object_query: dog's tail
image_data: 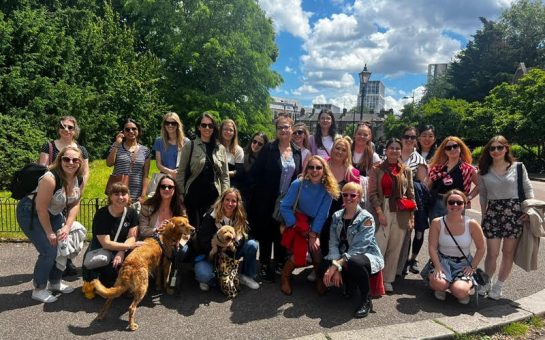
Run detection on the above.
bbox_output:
[92,278,129,299]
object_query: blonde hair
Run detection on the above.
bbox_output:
[430,136,473,168]
[219,119,240,155]
[303,156,340,199]
[59,116,81,140]
[342,181,363,198]
[161,112,185,151]
[49,145,84,191]
[211,188,248,238]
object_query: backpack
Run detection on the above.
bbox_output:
[10,164,62,200]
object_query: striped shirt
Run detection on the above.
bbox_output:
[401,151,427,180]
[110,143,151,200]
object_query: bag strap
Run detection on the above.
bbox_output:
[292,179,303,213]
[48,141,54,165]
[184,140,194,189]
[113,207,127,242]
[516,163,526,202]
[442,216,471,266]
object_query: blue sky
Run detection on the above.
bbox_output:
[257,0,514,112]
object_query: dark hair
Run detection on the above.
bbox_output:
[416,124,437,158]
[244,131,269,157]
[478,135,515,176]
[121,118,142,141]
[385,137,402,150]
[107,182,132,206]
[314,109,337,151]
[142,174,185,217]
[402,126,418,136]
[194,111,218,143]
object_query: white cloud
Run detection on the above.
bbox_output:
[284,66,295,74]
[312,95,327,104]
[293,84,320,95]
[258,0,312,39]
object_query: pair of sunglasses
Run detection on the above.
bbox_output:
[447,200,464,206]
[342,192,359,199]
[445,144,459,151]
[252,140,264,146]
[160,184,175,190]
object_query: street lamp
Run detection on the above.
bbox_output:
[359,64,372,121]
[402,91,415,103]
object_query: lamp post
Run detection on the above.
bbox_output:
[359,64,371,121]
[293,103,298,123]
[402,91,415,103]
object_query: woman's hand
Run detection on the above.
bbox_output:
[378,212,387,226]
[57,224,71,242]
[115,131,124,145]
[323,266,335,286]
[308,232,320,253]
[518,213,529,223]
[112,251,125,268]
[432,267,444,280]
[331,271,343,287]
[133,241,146,248]
[463,266,474,277]
[47,232,57,247]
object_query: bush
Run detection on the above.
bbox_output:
[0,114,47,190]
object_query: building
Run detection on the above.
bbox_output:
[427,63,450,83]
[312,103,341,115]
[356,80,385,114]
[270,97,299,120]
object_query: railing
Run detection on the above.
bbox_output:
[0,197,108,236]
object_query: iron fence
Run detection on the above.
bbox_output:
[0,197,108,236]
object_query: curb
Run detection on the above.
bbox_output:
[529,176,545,183]
[295,289,545,340]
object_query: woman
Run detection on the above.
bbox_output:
[195,188,259,291]
[399,127,429,276]
[239,131,268,205]
[82,183,143,296]
[417,125,437,162]
[308,109,339,158]
[279,156,339,295]
[428,137,478,220]
[368,138,415,293]
[291,122,311,169]
[477,136,534,300]
[352,122,381,177]
[177,112,229,229]
[249,114,302,282]
[219,119,244,188]
[153,112,189,178]
[426,189,485,304]
[318,182,384,318]
[16,146,84,303]
[106,118,152,211]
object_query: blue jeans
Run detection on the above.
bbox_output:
[429,197,447,220]
[16,197,65,289]
[194,239,259,284]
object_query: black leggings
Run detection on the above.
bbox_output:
[410,229,425,258]
[257,217,285,266]
[317,254,371,298]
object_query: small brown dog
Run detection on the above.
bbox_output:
[92,216,194,331]
[208,225,236,260]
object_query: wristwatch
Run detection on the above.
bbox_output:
[332,259,342,272]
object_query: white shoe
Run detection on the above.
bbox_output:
[384,282,393,292]
[488,283,502,300]
[199,282,210,292]
[458,296,471,304]
[477,282,490,296]
[434,290,446,301]
[306,270,316,282]
[32,289,58,303]
[239,274,260,290]
[49,281,75,294]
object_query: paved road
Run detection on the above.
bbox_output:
[0,181,544,339]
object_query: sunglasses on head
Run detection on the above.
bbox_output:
[124,127,138,133]
[59,123,75,131]
[342,192,359,199]
[200,123,214,129]
[293,130,305,136]
[489,145,505,152]
[307,165,323,171]
[164,121,178,127]
[61,156,81,164]
[402,135,417,140]
[444,144,460,151]
[160,184,175,190]
[447,200,465,206]
[251,139,264,146]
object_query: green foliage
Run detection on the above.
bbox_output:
[0,114,47,189]
[501,321,529,337]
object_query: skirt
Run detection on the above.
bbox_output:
[482,199,523,239]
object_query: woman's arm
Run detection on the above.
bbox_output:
[310,192,332,234]
[106,144,120,167]
[521,163,535,199]
[196,214,216,255]
[176,141,192,198]
[467,170,479,201]
[155,150,174,175]
[35,175,57,245]
[478,175,488,213]
[38,153,49,166]
[428,218,443,273]
[138,205,154,239]
[469,219,486,269]
[97,231,137,252]
[58,199,81,241]
[111,226,142,267]
[279,180,301,227]
[140,157,151,203]
[219,148,230,193]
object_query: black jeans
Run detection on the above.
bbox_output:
[317,254,371,298]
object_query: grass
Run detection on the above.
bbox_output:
[453,316,545,340]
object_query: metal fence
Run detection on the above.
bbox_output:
[0,197,108,236]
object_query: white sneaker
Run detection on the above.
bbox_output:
[32,289,58,303]
[239,274,260,290]
[199,282,210,292]
[477,282,490,296]
[488,283,502,300]
[384,282,394,292]
[434,290,446,301]
[49,281,75,294]
[458,296,471,304]
[306,270,316,282]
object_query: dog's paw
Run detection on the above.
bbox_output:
[128,322,139,331]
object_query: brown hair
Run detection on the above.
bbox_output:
[107,182,132,206]
[211,188,248,238]
[219,119,240,154]
[59,116,81,140]
[478,135,515,176]
[443,189,467,206]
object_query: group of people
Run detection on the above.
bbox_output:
[16,110,536,319]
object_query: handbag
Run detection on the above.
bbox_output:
[442,217,490,287]
[105,174,130,195]
[272,179,303,224]
[83,207,127,269]
[397,198,417,211]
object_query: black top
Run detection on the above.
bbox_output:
[90,206,139,249]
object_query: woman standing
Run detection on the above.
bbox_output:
[417,125,437,162]
[319,182,384,318]
[239,132,268,206]
[426,189,485,304]
[195,188,259,291]
[428,137,478,220]
[106,118,151,211]
[279,156,339,295]
[219,119,244,188]
[368,138,415,293]
[17,146,84,303]
[352,122,381,177]
[291,122,311,169]
[177,112,229,229]
[249,114,302,282]
[308,109,339,158]
[477,136,534,300]
[153,112,189,178]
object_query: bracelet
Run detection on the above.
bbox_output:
[332,260,343,272]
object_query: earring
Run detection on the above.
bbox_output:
[321,176,325,183]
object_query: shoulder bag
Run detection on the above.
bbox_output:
[273,179,303,224]
[84,207,127,270]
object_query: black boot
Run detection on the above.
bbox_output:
[260,263,275,283]
[354,296,373,318]
[63,259,78,277]
[407,259,420,274]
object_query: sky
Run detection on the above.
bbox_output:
[257,0,515,113]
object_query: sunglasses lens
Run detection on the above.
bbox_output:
[160,185,174,190]
[125,127,137,132]
[165,121,178,126]
[447,200,464,206]
[61,157,80,164]
[60,124,74,131]
[342,193,357,198]
[252,140,263,146]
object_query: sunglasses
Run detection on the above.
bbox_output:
[200,123,214,129]
[402,135,417,140]
[293,130,305,136]
[252,140,264,147]
[489,145,505,152]
[160,184,175,190]
[124,127,138,133]
[444,144,460,151]
[307,165,323,171]
[61,156,81,164]
[342,192,359,199]
[276,125,291,131]
[59,123,75,131]
[447,200,465,206]
[164,121,178,127]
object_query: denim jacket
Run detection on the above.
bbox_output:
[325,206,384,275]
